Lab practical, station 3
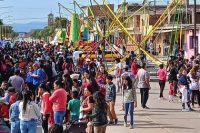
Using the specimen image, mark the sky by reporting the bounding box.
[0,0,198,24]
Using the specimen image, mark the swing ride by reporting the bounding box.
[55,0,184,73]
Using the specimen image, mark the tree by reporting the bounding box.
[0,19,3,25]
[10,32,19,39]
[54,17,68,28]
[30,29,42,39]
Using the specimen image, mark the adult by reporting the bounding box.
[9,93,23,133]
[157,64,167,99]
[76,54,84,72]
[49,80,67,125]
[31,63,45,98]
[92,91,108,133]
[137,63,151,109]
[80,86,94,133]
[81,70,99,95]
[114,58,123,93]
[8,69,24,93]
[96,64,108,97]
[26,66,34,94]
[39,83,52,133]
[73,50,83,68]
[50,57,58,81]
[188,68,200,108]
[131,58,138,77]
[19,90,41,133]
[168,62,178,96]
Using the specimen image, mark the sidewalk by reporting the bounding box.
[107,82,200,133]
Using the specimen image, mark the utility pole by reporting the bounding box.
[194,0,197,57]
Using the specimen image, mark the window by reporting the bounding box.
[189,36,198,49]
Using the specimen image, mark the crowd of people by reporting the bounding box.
[0,41,200,133]
[0,42,139,133]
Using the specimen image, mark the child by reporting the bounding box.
[68,91,80,121]
[157,64,167,99]
[98,74,118,125]
[178,69,193,111]
[72,79,80,93]
[168,82,174,102]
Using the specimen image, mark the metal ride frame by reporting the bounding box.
[58,0,182,73]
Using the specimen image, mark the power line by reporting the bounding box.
[3,17,48,20]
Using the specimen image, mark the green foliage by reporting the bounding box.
[0,19,3,25]
[30,17,68,40]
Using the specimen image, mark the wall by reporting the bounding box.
[185,29,200,59]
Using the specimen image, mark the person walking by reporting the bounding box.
[157,64,167,99]
[98,75,118,125]
[137,63,151,109]
[122,76,137,129]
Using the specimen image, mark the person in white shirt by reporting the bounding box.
[19,90,41,133]
[114,58,123,93]
[72,50,83,66]
[137,63,151,109]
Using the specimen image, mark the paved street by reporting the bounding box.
[107,82,200,133]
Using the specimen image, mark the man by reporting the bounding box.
[137,63,150,109]
[8,69,24,93]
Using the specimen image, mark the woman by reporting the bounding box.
[80,86,94,119]
[157,64,167,99]
[92,91,108,133]
[81,70,99,94]
[188,68,200,108]
[122,76,137,129]
[31,63,45,99]
[39,83,52,133]
[80,86,94,133]
[19,90,41,133]
[9,93,23,133]
[96,64,108,97]
[49,80,67,125]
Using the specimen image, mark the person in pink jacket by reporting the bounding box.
[157,64,167,99]
[49,80,67,125]
[39,83,52,133]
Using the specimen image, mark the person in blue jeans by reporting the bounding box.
[9,92,23,133]
[122,76,137,129]
[49,80,67,125]
[18,90,41,133]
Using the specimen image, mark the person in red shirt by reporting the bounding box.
[49,80,67,125]
[96,64,108,97]
[8,87,17,105]
[131,58,138,77]
[157,64,167,99]
[0,102,9,119]
[39,83,52,133]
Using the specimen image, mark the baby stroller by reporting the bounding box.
[64,120,87,133]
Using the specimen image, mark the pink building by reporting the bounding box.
[185,28,200,59]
